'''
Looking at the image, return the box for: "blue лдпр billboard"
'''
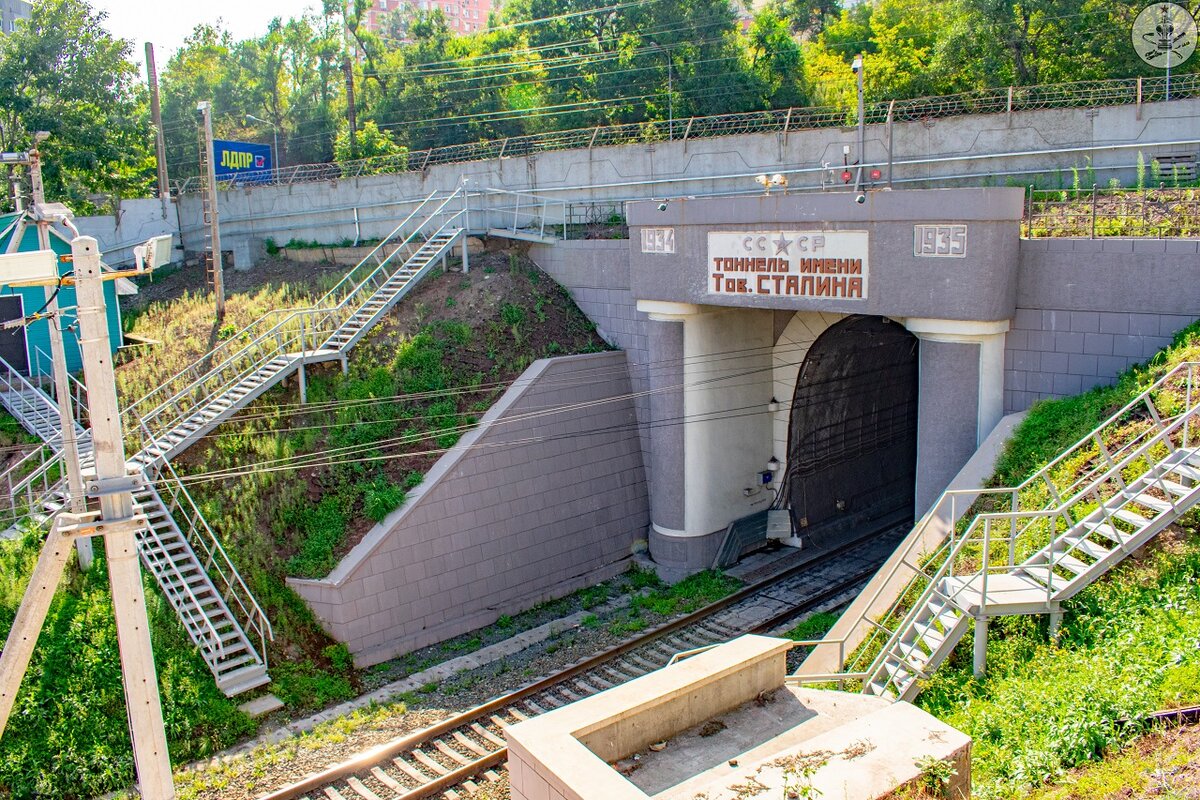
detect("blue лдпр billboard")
[213,139,273,183]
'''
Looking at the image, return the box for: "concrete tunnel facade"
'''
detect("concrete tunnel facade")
[626,188,1021,574]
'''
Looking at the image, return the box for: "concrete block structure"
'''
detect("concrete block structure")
[505,635,971,800]
[289,352,648,666]
[527,188,1198,577]
[284,185,1197,661]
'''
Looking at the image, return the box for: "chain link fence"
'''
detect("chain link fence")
[175,73,1200,195]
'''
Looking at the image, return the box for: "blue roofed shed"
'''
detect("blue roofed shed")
[0,211,124,376]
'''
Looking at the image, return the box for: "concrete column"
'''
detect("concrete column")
[638,301,775,577]
[905,318,1010,516]
[973,616,988,677]
[639,302,693,575]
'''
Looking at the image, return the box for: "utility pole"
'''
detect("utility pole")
[75,235,175,798]
[28,136,90,571]
[0,235,175,799]
[343,57,358,159]
[145,43,171,219]
[852,53,865,192]
[196,101,225,316]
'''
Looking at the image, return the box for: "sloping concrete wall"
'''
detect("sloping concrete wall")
[1005,239,1200,411]
[527,239,650,491]
[289,351,649,666]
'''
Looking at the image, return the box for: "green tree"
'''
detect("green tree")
[747,8,808,109]
[333,119,407,173]
[0,0,153,210]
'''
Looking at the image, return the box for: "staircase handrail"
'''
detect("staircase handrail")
[152,456,274,663]
[0,355,64,438]
[131,484,226,662]
[804,361,1199,676]
[861,382,1200,691]
[475,187,568,240]
[122,187,448,427]
[31,344,90,425]
[309,189,466,339]
[126,188,465,451]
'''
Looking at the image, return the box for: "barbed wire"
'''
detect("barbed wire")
[174,73,1200,194]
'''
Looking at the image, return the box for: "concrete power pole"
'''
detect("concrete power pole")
[0,236,176,799]
[145,43,171,219]
[74,235,175,798]
[196,101,225,316]
[343,57,358,160]
[27,137,91,571]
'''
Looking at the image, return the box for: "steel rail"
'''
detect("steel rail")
[257,530,895,800]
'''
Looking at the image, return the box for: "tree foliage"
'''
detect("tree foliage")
[0,0,153,210]
[0,0,1180,202]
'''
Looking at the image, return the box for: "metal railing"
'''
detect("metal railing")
[0,356,65,439]
[798,361,1199,681]
[125,186,467,458]
[476,188,568,240]
[153,457,273,669]
[29,345,91,434]
[860,381,1200,698]
[172,74,1200,195]
[1026,185,1200,238]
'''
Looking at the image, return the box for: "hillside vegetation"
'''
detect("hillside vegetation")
[914,321,1200,799]
[0,250,606,799]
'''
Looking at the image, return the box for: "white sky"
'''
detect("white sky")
[94,0,320,66]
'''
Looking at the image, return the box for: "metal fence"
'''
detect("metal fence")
[1025,186,1200,238]
[174,73,1200,195]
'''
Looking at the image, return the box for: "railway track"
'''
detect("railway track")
[260,529,901,800]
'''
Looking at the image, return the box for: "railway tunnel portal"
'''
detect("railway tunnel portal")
[629,188,1018,575]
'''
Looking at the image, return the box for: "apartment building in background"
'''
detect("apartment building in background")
[0,0,30,33]
[361,0,494,36]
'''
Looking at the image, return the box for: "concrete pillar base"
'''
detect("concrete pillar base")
[648,526,723,582]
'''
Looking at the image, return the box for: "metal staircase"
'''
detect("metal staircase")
[126,187,467,465]
[0,357,274,694]
[791,362,1200,702]
[0,187,467,695]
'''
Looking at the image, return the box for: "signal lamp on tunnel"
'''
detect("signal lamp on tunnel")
[841,170,853,183]
[870,168,882,181]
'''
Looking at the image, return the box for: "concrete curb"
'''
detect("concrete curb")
[178,586,647,772]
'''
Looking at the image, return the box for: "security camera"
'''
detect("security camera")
[855,193,866,204]
[657,202,668,212]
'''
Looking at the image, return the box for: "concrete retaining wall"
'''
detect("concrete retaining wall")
[1005,238,1200,411]
[72,197,177,266]
[527,239,650,490]
[177,98,1200,256]
[289,351,649,666]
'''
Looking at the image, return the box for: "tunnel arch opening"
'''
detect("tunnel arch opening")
[782,315,919,540]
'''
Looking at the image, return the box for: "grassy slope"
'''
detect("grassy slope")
[911,320,1200,799]
[0,253,607,798]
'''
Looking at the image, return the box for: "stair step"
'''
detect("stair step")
[1082,521,1130,545]
[215,663,270,696]
[1059,535,1112,561]
[1129,492,1173,515]
[910,621,947,651]
[1155,478,1193,497]
[1171,463,1200,482]
[1046,552,1090,576]
[1110,508,1150,528]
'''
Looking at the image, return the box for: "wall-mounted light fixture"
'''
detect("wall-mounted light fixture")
[767,397,780,413]
[766,456,780,473]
